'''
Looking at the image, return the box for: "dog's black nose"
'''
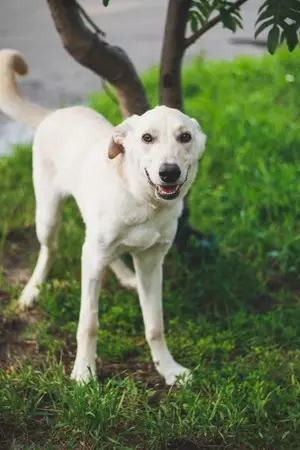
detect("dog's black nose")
[159,163,181,183]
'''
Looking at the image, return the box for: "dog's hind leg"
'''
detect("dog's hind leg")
[109,258,137,291]
[18,173,62,309]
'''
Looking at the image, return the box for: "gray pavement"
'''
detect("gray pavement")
[0,0,265,154]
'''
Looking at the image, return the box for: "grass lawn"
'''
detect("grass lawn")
[0,46,300,449]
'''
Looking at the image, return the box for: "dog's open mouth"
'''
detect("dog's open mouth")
[145,168,181,200]
[155,184,180,200]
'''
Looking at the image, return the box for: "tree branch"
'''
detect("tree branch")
[184,0,250,49]
[75,0,106,38]
[159,0,192,110]
[46,0,150,117]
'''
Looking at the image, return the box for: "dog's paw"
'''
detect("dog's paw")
[163,364,192,386]
[18,285,39,310]
[71,359,96,383]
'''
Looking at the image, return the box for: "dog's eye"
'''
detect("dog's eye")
[178,132,192,143]
[142,133,154,143]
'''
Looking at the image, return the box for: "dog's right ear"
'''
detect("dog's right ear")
[108,115,139,159]
[108,136,124,159]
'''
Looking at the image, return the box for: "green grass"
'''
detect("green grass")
[1,46,300,448]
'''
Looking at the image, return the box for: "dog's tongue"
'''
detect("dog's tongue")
[159,185,178,194]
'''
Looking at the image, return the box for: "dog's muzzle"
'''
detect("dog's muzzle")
[144,167,190,200]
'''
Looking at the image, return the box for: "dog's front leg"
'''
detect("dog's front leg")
[133,245,191,385]
[71,239,108,383]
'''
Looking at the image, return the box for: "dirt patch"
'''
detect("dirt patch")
[0,295,161,385]
[98,360,164,389]
[0,226,44,371]
[0,303,42,372]
[166,441,251,450]
[166,439,204,450]
[0,226,164,385]
[266,271,300,294]
[57,333,164,387]
[0,308,163,387]
[0,224,44,370]
[2,225,39,286]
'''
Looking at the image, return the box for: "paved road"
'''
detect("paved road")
[0,0,265,154]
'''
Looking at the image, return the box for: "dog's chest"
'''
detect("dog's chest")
[118,208,177,252]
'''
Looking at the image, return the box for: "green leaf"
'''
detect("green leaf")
[190,14,199,32]
[255,8,276,26]
[193,1,211,19]
[193,9,206,25]
[286,24,299,51]
[219,8,236,32]
[267,25,280,54]
[280,29,286,44]
[285,0,300,12]
[232,9,242,21]
[285,10,300,22]
[103,0,110,6]
[233,16,243,30]
[192,0,210,15]
[255,18,274,39]
[258,0,269,14]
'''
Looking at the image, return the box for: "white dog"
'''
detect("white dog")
[0,49,206,384]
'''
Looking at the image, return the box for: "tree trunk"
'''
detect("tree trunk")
[159,0,191,110]
[46,0,149,117]
[159,0,193,251]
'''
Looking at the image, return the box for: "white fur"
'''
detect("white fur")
[0,49,206,384]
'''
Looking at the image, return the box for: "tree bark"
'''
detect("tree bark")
[46,0,149,117]
[159,0,191,110]
[159,0,193,251]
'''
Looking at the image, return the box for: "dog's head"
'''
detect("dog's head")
[108,106,206,202]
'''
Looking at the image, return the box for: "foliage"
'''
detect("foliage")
[1,47,300,447]
[255,0,300,54]
[189,0,244,32]
[103,0,300,55]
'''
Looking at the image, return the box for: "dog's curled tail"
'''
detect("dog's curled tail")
[0,49,49,130]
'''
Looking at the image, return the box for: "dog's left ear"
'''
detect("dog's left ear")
[191,118,207,156]
[108,115,139,159]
